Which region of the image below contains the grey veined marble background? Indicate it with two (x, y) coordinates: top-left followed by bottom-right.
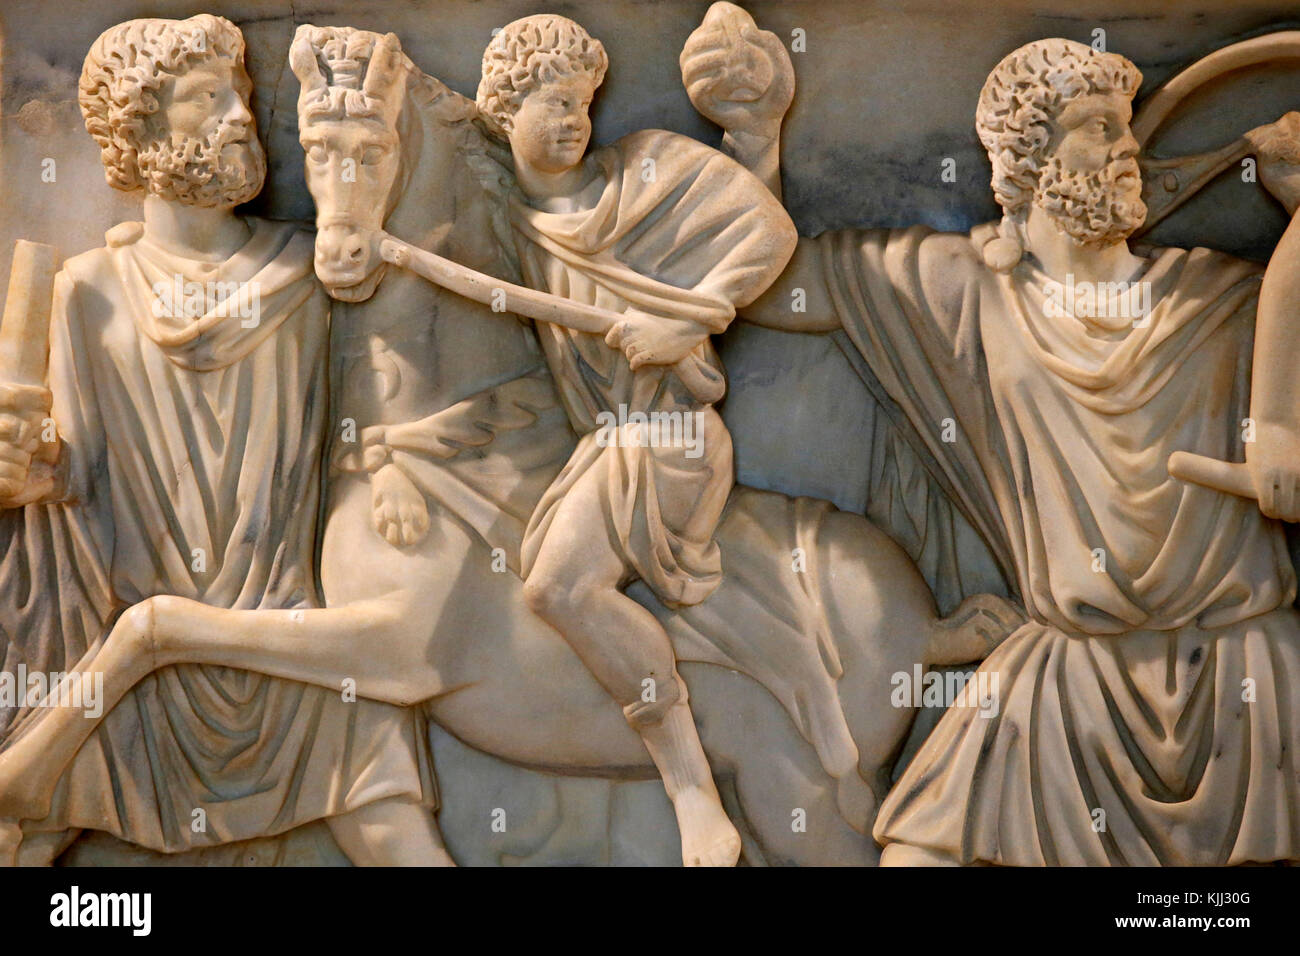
(3, 0), (1300, 864)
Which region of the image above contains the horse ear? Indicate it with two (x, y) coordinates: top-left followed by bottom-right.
(290, 25), (327, 99)
(362, 32), (405, 100)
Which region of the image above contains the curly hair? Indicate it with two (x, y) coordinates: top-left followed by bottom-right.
(976, 38), (1141, 220)
(475, 14), (608, 138)
(79, 15), (247, 193)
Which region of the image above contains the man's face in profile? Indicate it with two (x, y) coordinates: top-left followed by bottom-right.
(1034, 90), (1147, 246)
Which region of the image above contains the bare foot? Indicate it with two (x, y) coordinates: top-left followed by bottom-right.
(0, 721), (61, 823)
(674, 786), (741, 867)
(371, 463), (430, 547)
(0, 698), (68, 822)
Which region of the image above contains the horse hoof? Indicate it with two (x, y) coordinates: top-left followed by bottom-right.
(835, 772), (878, 835)
(0, 820), (22, 867)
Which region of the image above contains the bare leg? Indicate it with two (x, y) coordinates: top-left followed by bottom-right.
(0, 592), (438, 822)
(523, 483), (740, 867)
(326, 797), (455, 866)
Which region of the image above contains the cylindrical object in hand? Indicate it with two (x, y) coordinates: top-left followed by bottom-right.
(1167, 451), (1257, 500)
(0, 240), (57, 387)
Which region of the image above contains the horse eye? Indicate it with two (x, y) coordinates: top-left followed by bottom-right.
(361, 146), (385, 166)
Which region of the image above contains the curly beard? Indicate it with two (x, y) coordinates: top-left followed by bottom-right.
(135, 124), (266, 208)
(1034, 156), (1147, 246)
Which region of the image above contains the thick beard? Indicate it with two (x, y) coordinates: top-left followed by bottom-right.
(1033, 157), (1147, 246)
(136, 126), (267, 208)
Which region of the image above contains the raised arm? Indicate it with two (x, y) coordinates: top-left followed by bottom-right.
(679, 2), (792, 202)
(679, 5), (838, 331)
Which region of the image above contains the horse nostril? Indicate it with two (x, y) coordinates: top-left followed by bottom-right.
(345, 239), (366, 263)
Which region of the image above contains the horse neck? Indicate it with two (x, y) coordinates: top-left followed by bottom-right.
(337, 73), (541, 425)
(387, 70), (519, 282)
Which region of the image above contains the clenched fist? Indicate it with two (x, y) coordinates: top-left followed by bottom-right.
(0, 382), (55, 505)
(680, 1), (794, 140)
(606, 310), (710, 370)
(1246, 111), (1300, 214)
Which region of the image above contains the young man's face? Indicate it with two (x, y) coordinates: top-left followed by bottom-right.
(507, 73), (596, 174)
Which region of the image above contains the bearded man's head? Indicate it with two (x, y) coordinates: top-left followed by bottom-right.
(79, 14), (266, 208)
(976, 38), (1146, 268)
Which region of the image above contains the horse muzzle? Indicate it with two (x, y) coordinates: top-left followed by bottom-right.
(314, 224), (385, 300)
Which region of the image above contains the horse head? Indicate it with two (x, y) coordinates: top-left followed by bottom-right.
(291, 25), (418, 302)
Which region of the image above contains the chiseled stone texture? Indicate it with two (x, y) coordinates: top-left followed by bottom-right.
(4, 0), (1300, 865)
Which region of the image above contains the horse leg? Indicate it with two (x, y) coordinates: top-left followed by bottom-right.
(683, 663), (878, 865)
(0, 480), (448, 822)
(0, 592), (438, 823)
(325, 796), (455, 866)
(816, 511), (942, 815)
(817, 510), (1023, 824)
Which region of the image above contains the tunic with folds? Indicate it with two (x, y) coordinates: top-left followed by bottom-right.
(16, 217), (435, 852)
(511, 129), (796, 607)
(812, 220), (1300, 864)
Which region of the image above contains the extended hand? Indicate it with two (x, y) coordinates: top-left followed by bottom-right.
(606, 312), (710, 370)
(680, 2), (793, 139)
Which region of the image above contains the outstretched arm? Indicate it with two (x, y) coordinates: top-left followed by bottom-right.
(740, 236), (839, 331)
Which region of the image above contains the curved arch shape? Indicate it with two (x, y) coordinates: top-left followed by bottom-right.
(1133, 30), (1300, 146)
(1132, 30), (1300, 236)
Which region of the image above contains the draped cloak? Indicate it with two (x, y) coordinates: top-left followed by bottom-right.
(10, 218), (435, 852)
(813, 221), (1300, 864)
(511, 129), (797, 606)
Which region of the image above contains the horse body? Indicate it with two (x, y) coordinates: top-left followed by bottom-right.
(296, 26), (1017, 863)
